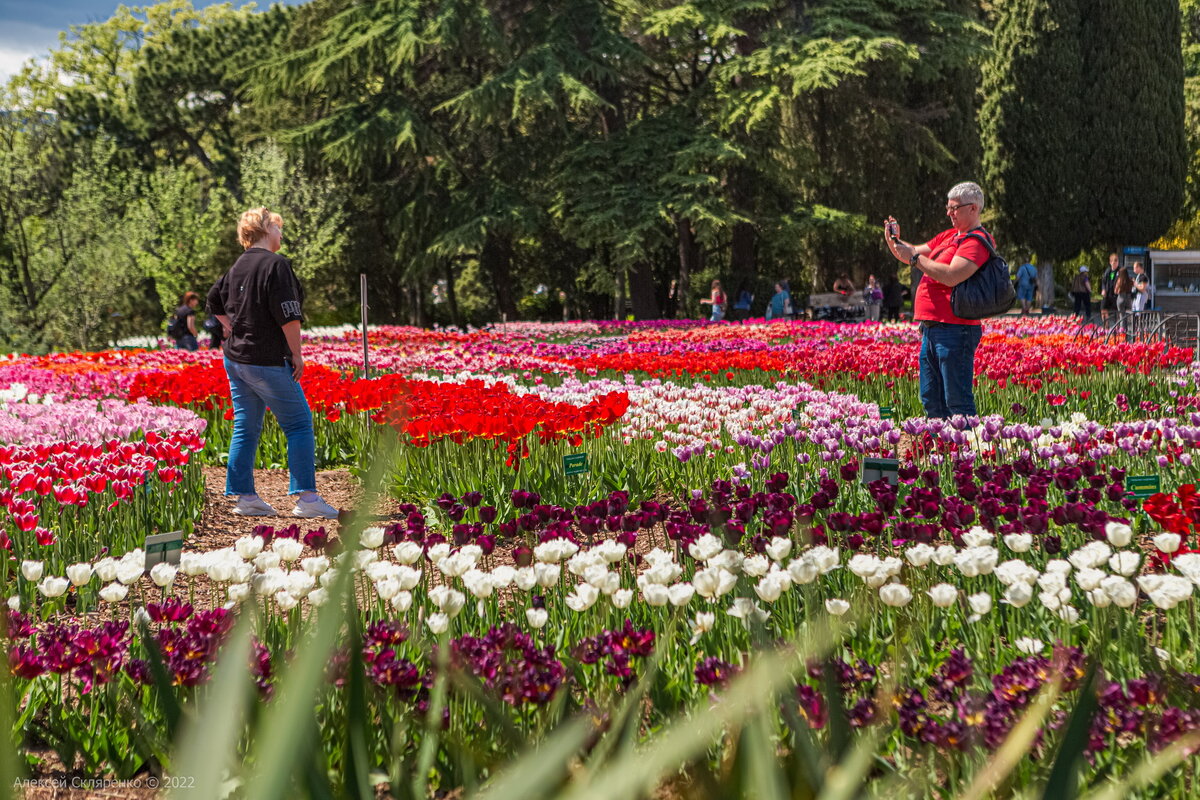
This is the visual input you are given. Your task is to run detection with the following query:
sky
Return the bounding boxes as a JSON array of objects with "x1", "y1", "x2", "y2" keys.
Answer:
[{"x1": 0, "y1": 1, "x2": 298, "y2": 83}]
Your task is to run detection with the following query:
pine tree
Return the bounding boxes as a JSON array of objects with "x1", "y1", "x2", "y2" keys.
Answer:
[
  {"x1": 1081, "y1": 0, "x2": 1187, "y2": 245},
  {"x1": 982, "y1": 0, "x2": 1089, "y2": 269}
]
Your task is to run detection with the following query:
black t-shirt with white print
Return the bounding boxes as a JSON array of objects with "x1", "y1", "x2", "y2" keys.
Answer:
[{"x1": 206, "y1": 248, "x2": 305, "y2": 367}]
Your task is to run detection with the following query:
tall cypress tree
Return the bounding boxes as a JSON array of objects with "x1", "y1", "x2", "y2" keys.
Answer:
[
  {"x1": 1081, "y1": 0, "x2": 1187, "y2": 245},
  {"x1": 982, "y1": 0, "x2": 1089, "y2": 294}
]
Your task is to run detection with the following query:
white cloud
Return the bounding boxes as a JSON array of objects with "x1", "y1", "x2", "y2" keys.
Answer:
[{"x1": 0, "y1": 22, "x2": 59, "y2": 84}]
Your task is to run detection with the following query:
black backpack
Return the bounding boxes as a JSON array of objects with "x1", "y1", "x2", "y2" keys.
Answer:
[
  {"x1": 951, "y1": 231, "x2": 1015, "y2": 320},
  {"x1": 166, "y1": 313, "x2": 185, "y2": 340}
]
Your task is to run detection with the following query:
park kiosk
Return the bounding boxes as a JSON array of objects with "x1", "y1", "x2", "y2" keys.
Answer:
[{"x1": 1146, "y1": 249, "x2": 1200, "y2": 313}]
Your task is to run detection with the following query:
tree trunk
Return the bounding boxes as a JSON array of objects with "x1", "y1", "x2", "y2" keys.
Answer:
[
  {"x1": 1039, "y1": 260, "x2": 1055, "y2": 313},
  {"x1": 614, "y1": 268, "x2": 625, "y2": 320},
  {"x1": 443, "y1": 260, "x2": 463, "y2": 329},
  {"x1": 482, "y1": 231, "x2": 518, "y2": 320},
  {"x1": 730, "y1": 220, "x2": 756, "y2": 284},
  {"x1": 675, "y1": 214, "x2": 699, "y2": 318},
  {"x1": 629, "y1": 261, "x2": 659, "y2": 320}
]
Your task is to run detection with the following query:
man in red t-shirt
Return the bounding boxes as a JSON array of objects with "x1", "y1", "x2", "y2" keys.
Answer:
[{"x1": 883, "y1": 181, "x2": 992, "y2": 419}]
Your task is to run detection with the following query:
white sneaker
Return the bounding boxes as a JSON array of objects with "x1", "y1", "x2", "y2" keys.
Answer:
[
  {"x1": 293, "y1": 496, "x2": 339, "y2": 519},
  {"x1": 232, "y1": 495, "x2": 278, "y2": 516}
]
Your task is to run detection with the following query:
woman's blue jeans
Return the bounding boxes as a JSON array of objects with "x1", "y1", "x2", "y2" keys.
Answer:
[
  {"x1": 223, "y1": 358, "x2": 316, "y2": 496},
  {"x1": 918, "y1": 323, "x2": 983, "y2": 419}
]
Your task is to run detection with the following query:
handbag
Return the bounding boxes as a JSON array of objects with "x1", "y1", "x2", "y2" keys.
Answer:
[{"x1": 951, "y1": 231, "x2": 1015, "y2": 320}]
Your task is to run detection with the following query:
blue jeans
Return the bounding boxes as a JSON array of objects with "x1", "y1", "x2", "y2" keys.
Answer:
[
  {"x1": 176, "y1": 334, "x2": 198, "y2": 352},
  {"x1": 710, "y1": 305, "x2": 725, "y2": 322},
  {"x1": 918, "y1": 323, "x2": 982, "y2": 419},
  {"x1": 223, "y1": 358, "x2": 316, "y2": 496}
]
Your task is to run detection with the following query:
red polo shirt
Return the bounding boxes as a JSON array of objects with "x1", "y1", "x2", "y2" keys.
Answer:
[{"x1": 913, "y1": 227, "x2": 992, "y2": 325}]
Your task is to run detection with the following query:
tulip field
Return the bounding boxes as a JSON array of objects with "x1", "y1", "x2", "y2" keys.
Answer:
[{"x1": 3, "y1": 316, "x2": 1200, "y2": 797}]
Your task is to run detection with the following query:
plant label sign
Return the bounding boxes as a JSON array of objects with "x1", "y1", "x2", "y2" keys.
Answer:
[
  {"x1": 1126, "y1": 475, "x2": 1160, "y2": 499},
  {"x1": 144, "y1": 530, "x2": 183, "y2": 570},
  {"x1": 878, "y1": 406, "x2": 895, "y2": 421},
  {"x1": 862, "y1": 457, "x2": 899, "y2": 486},
  {"x1": 564, "y1": 453, "x2": 589, "y2": 477}
]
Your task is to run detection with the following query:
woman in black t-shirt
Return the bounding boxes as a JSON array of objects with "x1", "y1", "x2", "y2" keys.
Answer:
[{"x1": 207, "y1": 207, "x2": 339, "y2": 520}]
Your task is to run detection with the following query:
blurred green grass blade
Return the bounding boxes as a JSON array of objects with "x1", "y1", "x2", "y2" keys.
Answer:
[
  {"x1": 470, "y1": 716, "x2": 594, "y2": 800},
  {"x1": 815, "y1": 725, "x2": 886, "y2": 800},
  {"x1": 960, "y1": 679, "x2": 1062, "y2": 800},
  {"x1": 1040, "y1": 662, "x2": 1100, "y2": 800},
  {"x1": 139, "y1": 621, "x2": 183, "y2": 737},
  {"x1": 344, "y1": 612, "x2": 373, "y2": 800},
  {"x1": 241, "y1": 438, "x2": 394, "y2": 800},
  {"x1": 0, "y1": 629, "x2": 23, "y2": 794},
  {"x1": 821, "y1": 662, "x2": 850, "y2": 762},
  {"x1": 168, "y1": 612, "x2": 255, "y2": 800},
  {"x1": 556, "y1": 617, "x2": 842, "y2": 800},
  {"x1": 741, "y1": 713, "x2": 789, "y2": 800},
  {"x1": 1077, "y1": 730, "x2": 1200, "y2": 800}
]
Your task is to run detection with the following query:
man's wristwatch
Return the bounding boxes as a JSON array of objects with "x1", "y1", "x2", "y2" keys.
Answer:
[{"x1": 909, "y1": 251, "x2": 920, "y2": 267}]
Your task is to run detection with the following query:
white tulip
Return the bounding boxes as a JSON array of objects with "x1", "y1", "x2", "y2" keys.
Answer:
[
  {"x1": 427, "y1": 542, "x2": 451, "y2": 563},
  {"x1": 967, "y1": 592, "x2": 992, "y2": 619},
  {"x1": 20, "y1": 561, "x2": 43, "y2": 582},
  {"x1": 37, "y1": 576, "x2": 68, "y2": 599},
  {"x1": 995, "y1": 560, "x2": 1039, "y2": 587},
  {"x1": 513, "y1": 567, "x2": 538, "y2": 591},
  {"x1": 234, "y1": 536, "x2": 264, "y2": 560},
  {"x1": 1105, "y1": 521, "x2": 1133, "y2": 548},
  {"x1": 66, "y1": 563, "x2": 93, "y2": 586},
  {"x1": 933, "y1": 545, "x2": 957, "y2": 566},
  {"x1": 904, "y1": 544, "x2": 935, "y2": 567},
  {"x1": 727, "y1": 597, "x2": 769, "y2": 623},
  {"x1": 361, "y1": 527, "x2": 385, "y2": 549},
  {"x1": 595, "y1": 541, "x2": 627, "y2": 564},
  {"x1": 1003, "y1": 582, "x2": 1033, "y2": 608},
  {"x1": 1003, "y1": 533, "x2": 1033, "y2": 553},
  {"x1": 149, "y1": 563, "x2": 177, "y2": 588},
  {"x1": 275, "y1": 591, "x2": 298, "y2": 611},
  {"x1": 825, "y1": 598, "x2": 851, "y2": 616},
  {"x1": 611, "y1": 588, "x2": 633, "y2": 609},
  {"x1": 301, "y1": 556, "x2": 330, "y2": 578},
  {"x1": 133, "y1": 607, "x2": 152, "y2": 628},
  {"x1": 1173, "y1": 553, "x2": 1200, "y2": 584},
  {"x1": 1056, "y1": 605, "x2": 1080, "y2": 624},
  {"x1": 753, "y1": 575, "x2": 785, "y2": 603},
  {"x1": 962, "y1": 527, "x2": 994, "y2": 548},
  {"x1": 352, "y1": 550, "x2": 377, "y2": 570},
  {"x1": 308, "y1": 587, "x2": 329, "y2": 607},
  {"x1": 1045, "y1": 559, "x2": 1072, "y2": 575},
  {"x1": 533, "y1": 563, "x2": 561, "y2": 588},
  {"x1": 787, "y1": 558, "x2": 818, "y2": 585},
  {"x1": 1015, "y1": 637, "x2": 1044, "y2": 655},
  {"x1": 374, "y1": 578, "x2": 402, "y2": 600},
  {"x1": 1087, "y1": 588, "x2": 1112, "y2": 608},
  {"x1": 429, "y1": 586, "x2": 466, "y2": 616},
  {"x1": 391, "y1": 591, "x2": 412, "y2": 612},
  {"x1": 253, "y1": 551, "x2": 281, "y2": 572},
  {"x1": 94, "y1": 557, "x2": 118, "y2": 582},
  {"x1": 879, "y1": 583, "x2": 913, "y2": 607},
  {"x1": 641, "y1": 583, "x2": 670, "y2": 607},
  {"x1": 116, "y1": 562, "x2": 144, "y2": 586},
  {"x1": 765, "y1": 537, "x2": 793, "y2": 562},
  {"x1": 689, "y1": 611, "x2": 716, "y2": 643},
  {"x1": 688, "y1": 534, "x2": 723, "y2": 562},
  {"x1": 1074, "y1": 568, "x2": 1105, "y2": 592},
  {"x1": 807, "y1": 546, "x2": 840, "y2": 574},
  {"x1": 1108, "y1": 552, "x2": 1141, "y2": 577},
  {"x1": 566, "y1": 583, "x2": 600, "y2": 611},
  {"x1": 1153, "y1": 533, "x2": 1182, "y2": 554},
  {"x1": 526, "y1": 608, "x2": 549, "y2": 629},
  {"x1": 99, "y1": 582, "x2": 128, "y2": 603},
  {"x1": 848, "y1": 554, "x2": 882, "y2": 578},
  {"x1": 179, "y1": 553, "x2": 207, "y2": 577},
  {"x1": 926, "y1": 583, "x2": 958, "y2": 608},
  {"x1": 427, "y1": 613, "x2": 450, "y2": 634},
  {"x1": 1100, "y1": 576, "x2": 1137, "y2": 607},
  {"x1": 741, "y1": 555, "x2": 770, "y2": 577},
  {"x1": 5, "y1": 596, "x2": 17, "y2": 612},
  {"x1": 669, "y1": 583, "x2": 696, "y2": 606},
  {"x1": 392, "y1": 542, "x2": 423, "y2": 564},
  {"x1": 228, "y1": 583, "x2": 251, "y2": 603},
  {"x1": 273, "y1": 538, "x2": 304, "y2": 563}
]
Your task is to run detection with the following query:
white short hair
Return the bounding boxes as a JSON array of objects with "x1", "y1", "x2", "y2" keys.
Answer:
[{"x1": 948, "y1": 182, "x2": 985, "y2": 211}]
